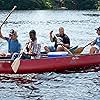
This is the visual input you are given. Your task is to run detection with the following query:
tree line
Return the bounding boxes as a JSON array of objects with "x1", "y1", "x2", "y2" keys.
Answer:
[{"x1": 0, "y1": 0, "x2": 100, "y2": 10}]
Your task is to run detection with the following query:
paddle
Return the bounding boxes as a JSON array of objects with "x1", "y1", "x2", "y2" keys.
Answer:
[
  {"x1": 54, "y1": 34, "x2": 73, "y2": 55},
  {"x1": 11, "y1": 43, "x2": 28, "y2": 73},
  {"x1": 74, "y1": 41, "x2": 94, "y2": 54},
  {"x1": 0, "y1": 6, "x2": 17, "y2": 28}
]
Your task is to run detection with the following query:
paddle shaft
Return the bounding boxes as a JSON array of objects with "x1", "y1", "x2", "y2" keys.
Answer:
[
  {"x1": 83, "y1": 41, "x2": 94, "y2": 50},
  {"x1": 0, "y1": 6, "x2": 17, "y2": 28},
  {"x1": 61, "y1": 44, "x2": 73, "y2": 55},
  {"x1": 83, "y1": 41, "x2": 93, "y2": 48}
]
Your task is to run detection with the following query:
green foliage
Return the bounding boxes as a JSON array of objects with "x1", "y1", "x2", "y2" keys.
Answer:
[
  {"x1": 42, "y1": 0, "x2": 53, "y2": 9},
  {"x1": 0, "y1": 0, "x2": 99, "y2": 10},
  {"x1": 0, "y1": 0, "x2": 46, "y2": 10},
  {"x1": 64, "y1": 0, "x2": 97, "y2": 10},
  {"x1": 96, "y1": 0, "x2": 100, "y2": 10}
]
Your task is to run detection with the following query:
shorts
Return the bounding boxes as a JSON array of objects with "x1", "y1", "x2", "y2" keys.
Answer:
[{"x1": 48, "y1": 46, "x2": 56, "y2": 52}]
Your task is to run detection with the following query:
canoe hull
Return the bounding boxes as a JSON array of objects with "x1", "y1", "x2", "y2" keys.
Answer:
[{"x1": 0, "y1": 54, "x2": 100, "y2": 74}]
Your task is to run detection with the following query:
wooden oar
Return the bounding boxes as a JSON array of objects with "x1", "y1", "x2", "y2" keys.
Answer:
[
  {"x1": 74, "y1": 41, "x2": 94, "y2": 54},
  {"x1": 11, "y1": 43, "x2": 28, "y2": 73},
  {"x1": 60, "y1": 44, "x2": 73, "y2": 55},
  {"x1": 54, "y1": 34, "x2": 73, "y2": 55},
  {"x1": 0, "y1": 6, "x2": 17, "y2": 28}
]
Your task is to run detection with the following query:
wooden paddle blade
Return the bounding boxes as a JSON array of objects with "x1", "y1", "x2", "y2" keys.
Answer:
[
  {"x1": 11, "y1": 44, "x2": 28, "y2": 73},
  {"x1": 11, "y1": 57, "x2": 20, "y2": 73},
  {"x1": 74, "y1": 47, "x2": 84, "y2": 54},
  {"x1": 69, "y1": 46, "x2": 78, "y2": 54}
]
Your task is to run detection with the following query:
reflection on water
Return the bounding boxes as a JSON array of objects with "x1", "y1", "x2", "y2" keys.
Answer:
[
  {"x1": 0, "y1": 74, "x2": 41, "y2": 100},
  {"x1": 0, "y1": 67, "x2": 100, "y2": 100},
  {"x1": 0, "y1": 10, "x2": 100, "y2": 100}
]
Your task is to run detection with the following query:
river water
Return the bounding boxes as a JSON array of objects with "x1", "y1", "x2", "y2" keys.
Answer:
[{"x1": 0, "y1": 10, "x2": 100, "y2": 100}]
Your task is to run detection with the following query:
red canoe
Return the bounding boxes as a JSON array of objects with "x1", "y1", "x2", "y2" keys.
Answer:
[{"x1": 0, "y1": 53, "x2": 100, "y2": 74}]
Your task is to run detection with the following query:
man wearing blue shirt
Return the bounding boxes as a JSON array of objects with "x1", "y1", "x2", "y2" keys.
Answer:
[
  {"x1": 0, "y1": 29, "x2": 21, "y2": 56},
  {"x1": 90, "y1": 27, "x2": 100, "y2": 54}
]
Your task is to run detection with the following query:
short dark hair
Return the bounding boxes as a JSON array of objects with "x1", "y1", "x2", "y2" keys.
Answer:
[{"x1": 29, "y1": 30, "x2": 36, "y2": 35}]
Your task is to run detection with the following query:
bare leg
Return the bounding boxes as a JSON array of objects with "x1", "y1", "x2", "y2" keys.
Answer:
[
  {"x1": 56, "y1": 45, "x2": 64, "y2": 51},
  {"x1": 90, "y1": 47, "x2": 97, "y2": 54}
]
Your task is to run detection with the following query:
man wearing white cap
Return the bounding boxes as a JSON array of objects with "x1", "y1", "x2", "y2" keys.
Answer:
[{"x1": 0, "y1": 29, "x2": 21, "y2": 56}]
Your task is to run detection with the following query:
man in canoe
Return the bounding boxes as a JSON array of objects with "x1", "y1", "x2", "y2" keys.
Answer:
[
  {"x1": 22, "y1": 30, "x2": 41, "y2": 59},
  {"x1": 0, "y1": 28, "x2": 21, "y2": 57},
  {"x1": 44, "y1": 27, "x2": 70, "y2": 53},
  {"x1": 90, "y1": 27, "x2": 100, "y2": 54}
]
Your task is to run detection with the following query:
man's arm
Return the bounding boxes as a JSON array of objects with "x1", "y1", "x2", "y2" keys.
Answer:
[
  {"x1": 0, "y1": 28, "x2": 5, "y2": 39},
  {"x1": 62, "y1": 43, "x2": 70, "y2": 49},
  {"x1": 90, "y1": 40, "x2": 96, "y2": 46},
  {"x1": 50, "y1": 31, "x2": 54, "y2": 42}
]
